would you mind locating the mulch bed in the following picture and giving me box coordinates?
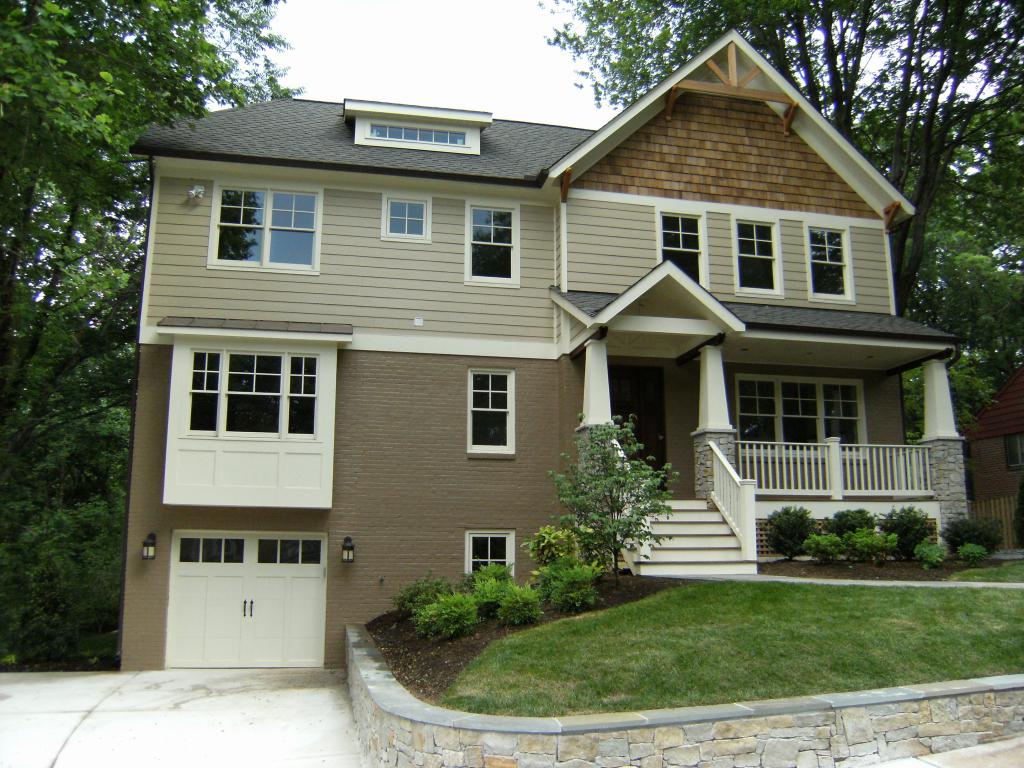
[0,657,119,673]
[366,575,686,703]
[759,558,1003,581]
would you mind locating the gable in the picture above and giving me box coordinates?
[970,367,1024,440]
[575,92,876,219]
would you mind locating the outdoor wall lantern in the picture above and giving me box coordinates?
[142,532,157,561]
[342,536,355,564]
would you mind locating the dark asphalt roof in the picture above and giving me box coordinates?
[159,316,354,336]
[133,99,594,185]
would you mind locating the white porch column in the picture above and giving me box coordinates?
[581,337,612,426]
[921,359,960,440]
[697,344,732,431]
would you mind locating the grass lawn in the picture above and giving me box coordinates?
[952,561,1024,582]
[442,581,1024,716]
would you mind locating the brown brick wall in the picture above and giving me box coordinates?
[971,436,1023,501]
[575,93,877,219]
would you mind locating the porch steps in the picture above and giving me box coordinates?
[632,500,757,577]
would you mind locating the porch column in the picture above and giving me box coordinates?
[581,337,612,426]
[919,359,968,527]
[692,344,736,499]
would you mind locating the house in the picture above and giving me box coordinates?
[120,31,966,671]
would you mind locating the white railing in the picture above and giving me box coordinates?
[737,438,933,499]
[709,441,757,560]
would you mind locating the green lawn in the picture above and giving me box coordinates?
[952,561,1024,582]
[442,582,1024,716]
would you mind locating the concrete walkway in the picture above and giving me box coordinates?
[691,573,1024,589]
[876,734,1024,767]
[0,668,364,768]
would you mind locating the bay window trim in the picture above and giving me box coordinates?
[803,223,856,304]
[467,368,516,455]
[732,217,784,297]
[464,200,521,288]
[735,374,867,444]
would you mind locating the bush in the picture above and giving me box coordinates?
[413,593,478,639]
[843,529,897,565]
[957,543,988,565]
[825,509,877,537]
[535,559,601,612]
[471,563,513,584]
[523,526,577,566]
[393,576,454,614]
[943,517,1002,554]
[472,577,513,619]
[914,541,947,570]
[496,585,542,626]
[767,507,815,559]
[879,507,933,561]
[803,533,844,563]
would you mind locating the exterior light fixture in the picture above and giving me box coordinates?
[342,536,355,564]
[142,532,157,560]
[187,184,205,200]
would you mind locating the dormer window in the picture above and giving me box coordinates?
[346,99,491,155]
[369,124,467,147]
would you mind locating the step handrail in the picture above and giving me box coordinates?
[708,441,757,561]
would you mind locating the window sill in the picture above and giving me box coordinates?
[182,433,322,444]
[735,287,784,298]
[381,235,432,245]
[206,261,320,276]
[464,279,520,289]
[467,452,516,460]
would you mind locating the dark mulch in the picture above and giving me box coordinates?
[759,558,1003,581]
[366,575,686,703]
[0,657,119,673]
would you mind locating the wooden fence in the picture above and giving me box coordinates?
[971,495,1019,549]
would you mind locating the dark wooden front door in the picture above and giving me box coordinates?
[609,365,667,468]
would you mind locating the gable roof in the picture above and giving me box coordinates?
[546,30,913,222]
[969,366,1024,440]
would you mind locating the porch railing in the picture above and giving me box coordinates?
[737,438,933,499]
[709,441,757,560]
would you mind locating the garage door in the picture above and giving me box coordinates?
[166,531,327,668]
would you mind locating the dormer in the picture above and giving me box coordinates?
[344,99,492,155]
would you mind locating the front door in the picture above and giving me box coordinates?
[609,365,667,469]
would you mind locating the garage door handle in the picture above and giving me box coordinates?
[242,599,247,617]
[249,599,254,617]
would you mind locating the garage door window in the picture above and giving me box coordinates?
[258,538,322,564]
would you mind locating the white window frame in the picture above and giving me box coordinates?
[804,224,855,304]
[206,180,323,274]
[734,375,867,444]
[464,530,515,575]
[464,201,520,288]
[653,201,710,289]
[733,218,784,297]
[467,368,515,455]
[354,117,481,155]
[380,193,432,243]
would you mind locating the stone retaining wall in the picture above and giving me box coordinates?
[347,626,1024,768]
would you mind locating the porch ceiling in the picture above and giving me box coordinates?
[721,331,951,371]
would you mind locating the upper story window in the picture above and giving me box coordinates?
[369,124,467,146]
[465,203,519,286]
[211,187,320,271]
[735,221,778,293]
[737,378,862,444]
[661,214,701,283]
[808,227,850,299]
[1007,433,1024,469]
[381,194,431,242]
[468,369,515,454]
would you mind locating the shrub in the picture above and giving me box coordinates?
[803,533,844,563]
[413,593,478,639]
[914,541,947,570]
[535,560,601,612]
[393,576,454,614]
[843,529,897,565]
[496,585,542,626]
[957,543,989,565]
[825,509,877,537]
[943,517,1002,554]
[523,526,577,566]
[879,507,933,561]
[472,577,513,619]
[471,563,513,584]
[767,507,815,559]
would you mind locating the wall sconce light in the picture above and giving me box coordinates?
[187,184,205,200]
[342,536,355,564]
[142,532,157,560]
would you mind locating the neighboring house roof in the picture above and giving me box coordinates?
[132,99,594,185]
[969,366,1024,440]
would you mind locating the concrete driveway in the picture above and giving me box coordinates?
[0,668,364,768]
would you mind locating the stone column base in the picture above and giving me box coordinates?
[692,429,737,499]
[920,437,968,533]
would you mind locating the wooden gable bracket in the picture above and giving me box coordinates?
[782,102,798,136]
[882,201,901,232]
[560,167,573,203]
[664,86,680,120]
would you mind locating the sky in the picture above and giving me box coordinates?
[270,0,618,130]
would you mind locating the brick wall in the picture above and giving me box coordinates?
[971,436,1023,501]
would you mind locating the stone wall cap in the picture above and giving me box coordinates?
[812,687,924,707]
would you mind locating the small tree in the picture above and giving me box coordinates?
[550,418,675,584]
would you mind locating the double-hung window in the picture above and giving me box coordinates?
[466,204,518,284]
[466,531,514,573]
[808,227,849,298]
[468,370,514,453]
[737,378,863,444]
[213,187,319,269]
[736,221,777,292]
[382,194,430,241]
[1006,433,1024,468]
[661,214,701,283]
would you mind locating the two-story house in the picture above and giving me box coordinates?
[121,32,966,671]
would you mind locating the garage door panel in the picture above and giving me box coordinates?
[202,575,246,664]
[249,576,287,665]
[166,576,210,665]
[285,576,324,665]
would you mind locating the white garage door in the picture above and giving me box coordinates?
[166,531,327,668]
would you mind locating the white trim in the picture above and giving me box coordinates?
[467,368,516,455]
[353,116,481,155]
[883,231,898,315]
[653,201,711,290]
[157,325,352,345]
[464,200,521,288]
[740,329,952,352]
[343,99,493,126]
[380,192,432,243]
[804,224,856,305]
[549,291,597,327]
[138,171,161,344]
[732,218,784,298]
[610,316,721,336]
[735,374,868,444]
[559,201,569,292]
[464,530,515,575]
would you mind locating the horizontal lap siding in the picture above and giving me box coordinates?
[566,197,656,293]
[849,227,892,313]
[147,178,556,340]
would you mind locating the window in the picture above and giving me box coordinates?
[381,195,430,241]
[188,351,318,437]
[257,538,322,564]
[466,531,514,574]
[808,228,849,298]
[468,370,514,453]
[179,537,244,564]
[661,214,701,283]
[1007,433,1024,468]
[823,384,860,443]
[780,382,818,443]
[212,187,319,269]
[466,203,518,284]
[736,221,777,292]
[736,378,864,444]
[369,124,467,146]
[737,379,777,441]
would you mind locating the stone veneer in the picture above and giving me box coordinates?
[347,626,1024,768]
[692,430,737,500]
[920,437,968,529]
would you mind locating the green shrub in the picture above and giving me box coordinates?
[497,585,542,626]
[523,526,577,566]
[825,508,877,537]
[879,507,933,561]
[803,533,845,563]
[914,541,947,570]
[943,517,1002,554]
[472,577,513,619]
[843,529,897,565]
[535,560,601,612]
[471,563,513,584]
[957,543,989,565]
[393,576,454,614]
[413,593,478,639]
[767,507,815,559]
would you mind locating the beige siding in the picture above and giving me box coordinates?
[146,177,557,340]
[566,197,657,293]
[849,226,893,312]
